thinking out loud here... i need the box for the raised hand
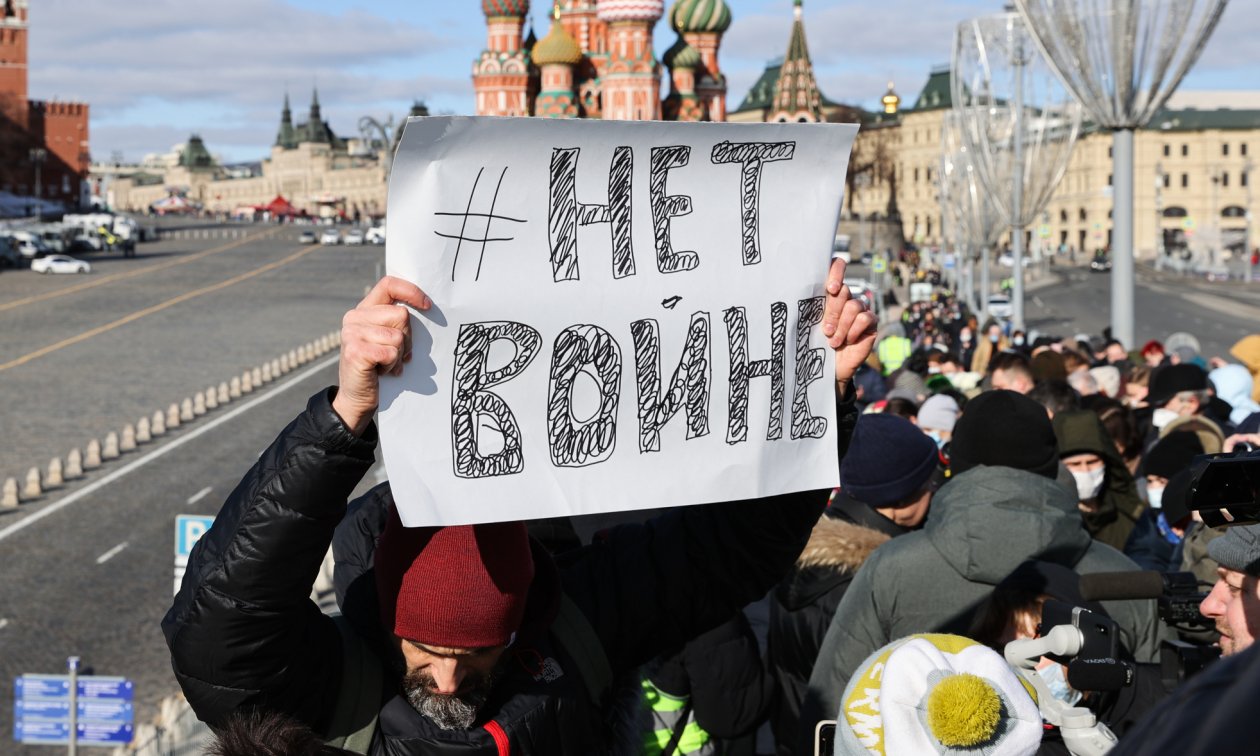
[820,257,878,388]
[332,276,430,436]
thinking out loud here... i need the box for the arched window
[1163,206,1188,218]
[1223,206,1247,218]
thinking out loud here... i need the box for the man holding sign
[164,117,870,753]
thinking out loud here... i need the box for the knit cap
[1141,432,1204,479]
[949,390,1060,479]
[840,414,941,507]
[835,634,1042,756]
[374,508,534,648]
[1209,523,1260,577]
[1148,364,1208,408]
[918,394,961,433]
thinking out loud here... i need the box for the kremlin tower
[472,0,730,122]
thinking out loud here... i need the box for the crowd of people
[167,264,1260,755]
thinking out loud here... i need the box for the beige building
[846,67,1260,263]
[100,93,415,220]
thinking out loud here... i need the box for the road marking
[0,354,339,544]
[187,486,213,505]
[95,541,129,564]
[0,244,322,373]
[0,228,279,314]
[0,618,8,630]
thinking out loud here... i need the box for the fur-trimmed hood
[796,514,891,572]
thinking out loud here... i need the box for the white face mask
[1072,466,1106,501]
[1147,486,1165,510]
[1036,663,1083,706]
[1152,407,1179,430]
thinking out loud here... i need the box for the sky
[28,0,1260,165]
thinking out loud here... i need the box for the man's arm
[162,277,430,727]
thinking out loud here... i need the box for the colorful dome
[532,19,583,66]
[596,0,664,23]
[669,0,730,33]
[482,0,530,18]
[663,37,701,69]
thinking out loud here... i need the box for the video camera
[1187,447,1260,527]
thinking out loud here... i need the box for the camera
[1187,447,1260,527]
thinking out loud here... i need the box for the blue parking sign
[175,515,215,562]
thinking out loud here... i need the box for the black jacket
[163,388,855,754]
[765,493,905,756]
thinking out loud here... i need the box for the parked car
[1089,253,1112,273]
[997,253,1014,267]
[31,255,91,274]
[986,294,1013,320]
[299,230,317,244]
[319,229,341,245]
[366,226,386,245]
[344,229,365,246]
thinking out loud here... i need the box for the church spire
[275,91,297,149]
[769,0,822,122]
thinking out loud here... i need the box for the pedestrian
[1053,410,1145,551]
[1229,334,1260,403]
[1209,363,1260,427]
[163,264,879,755]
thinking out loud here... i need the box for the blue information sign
[175,514,215,561]
[14,674,135,746]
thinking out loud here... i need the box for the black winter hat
[1148,363,1209,408]
[840,414,940,507]
[949,390,1060,479]
[1141,431,1204,479]
[1161,469,1194,528]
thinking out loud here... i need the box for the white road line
[0,354,339,544]
[95,541,129,564]
[187,486,213,506]
[0,618,9,630]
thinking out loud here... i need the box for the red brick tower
[0,0,29,128]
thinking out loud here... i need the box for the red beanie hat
[373,509,534,648]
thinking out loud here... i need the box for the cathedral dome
[669,0,730,33]
[532,19,583,66]
[482,0,530,18]
[595,0,664,24]
[663,37,701,69]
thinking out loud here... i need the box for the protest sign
[379,116,856,526]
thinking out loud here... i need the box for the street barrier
[121,424,137,453]
[204,387,217,411]
[229,377,241,399]
[84,440,102,470]
[192,392,206,417]
[102,432,120,460]
[136,417,152,444]
[2,478,17,508]
[23,467,40,499]
[46,458,63,489]
[65,449,83,480]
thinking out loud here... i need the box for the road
[0,223,385,751]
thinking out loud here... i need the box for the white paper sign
[379,116,856,526]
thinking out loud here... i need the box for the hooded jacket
[1053,410,1146,551]
[163,388,850,755]
[798,465,1160,752]
[1230,334,1260,404]
[1209,363,1260,425]
[765,494,904,756]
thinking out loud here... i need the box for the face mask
[1013,336,1025,347]
[989,333,1000,344]
[1147,486,1164,510]
[926,430,947,448]
[1037,663,1082,706]
[961,334,972,344]
[1072,467,1106,500]
[1152,407,1179,430]
[928,366,942,375]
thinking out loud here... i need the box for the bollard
[318,335,329,354]
[23,467,41,499]
[241,371,254,394]
[192,392,206,416]
[153,409,168,436]
[180,398,194,422]
[261,363,273,383]
[218,381,230,404]
[120,424,137,452]
[289,348,301,367]
[251,366,263,386]
[65,449,83,480]
[46,458,64,488]
[332,330,341,347]
[229,376,242,399]
[168,402,182,428]
[102,431,120,460]
[205,386,218,411]
[84,440,102,470]
[1,478,17,508]
[136,416,152,444]
[304,343,315,363]
[279,354,291,374]
[271,357,283,377]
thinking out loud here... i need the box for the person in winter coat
[1230,334,1260,404]
[766,414,942,756]
[163,266,878,755]
[1125,432,1203,571]
[1209,363,1260,428]
[1052,409,1146,551]
[797,390,1160,753]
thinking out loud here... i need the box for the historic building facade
[0,0,90,210]
[473,0,731,122]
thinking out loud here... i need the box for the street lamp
[1014,0,1229,348]
[28,147,46,221]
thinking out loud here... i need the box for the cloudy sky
[29,0,1259,164]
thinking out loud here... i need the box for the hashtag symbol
[435,166,527,282]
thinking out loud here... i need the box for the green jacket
[1053,410,1146,551]
[799,466,1160,748]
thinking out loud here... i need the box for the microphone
[1078,571,1165,602]
[1067,658,1135,692]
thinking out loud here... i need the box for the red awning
[264,195,297,215]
